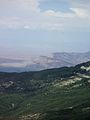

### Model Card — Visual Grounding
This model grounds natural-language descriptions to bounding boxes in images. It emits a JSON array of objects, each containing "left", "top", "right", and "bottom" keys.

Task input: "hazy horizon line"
[{"left": 0, "top": 50, "right": 90, "bottom": 60}]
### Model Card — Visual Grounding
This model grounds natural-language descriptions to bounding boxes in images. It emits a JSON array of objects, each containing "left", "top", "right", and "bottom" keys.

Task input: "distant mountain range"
[{"left": 0, "top": 51, "right": 90, "bottom": 72}]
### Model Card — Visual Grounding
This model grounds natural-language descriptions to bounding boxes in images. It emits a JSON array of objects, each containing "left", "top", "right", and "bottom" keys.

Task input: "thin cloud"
[{"left": 0, "top": 0, "right": 90, "bottom": 30}]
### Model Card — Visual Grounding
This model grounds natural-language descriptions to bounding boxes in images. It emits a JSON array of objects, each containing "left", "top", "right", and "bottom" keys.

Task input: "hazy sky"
[{"left": 0, "top": 0, "right": 90, "bottom": 58}]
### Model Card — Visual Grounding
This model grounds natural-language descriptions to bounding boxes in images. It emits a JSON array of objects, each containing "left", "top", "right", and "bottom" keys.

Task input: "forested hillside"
[{"left": 0, "top": 61, "right": 90, "bottom": 120}]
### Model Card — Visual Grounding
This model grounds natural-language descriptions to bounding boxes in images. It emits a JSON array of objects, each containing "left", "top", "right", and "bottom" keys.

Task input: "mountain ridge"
[{"left": 0, "top": 51, "right": 90, "bottom": 72}]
